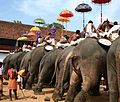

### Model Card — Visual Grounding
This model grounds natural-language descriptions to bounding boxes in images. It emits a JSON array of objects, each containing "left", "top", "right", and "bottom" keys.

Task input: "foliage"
[{"left": 48, "top": 22, "right": 65, "bottom": 30}]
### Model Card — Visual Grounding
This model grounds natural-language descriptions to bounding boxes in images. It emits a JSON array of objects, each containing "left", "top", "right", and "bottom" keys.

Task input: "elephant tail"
[
  {"left": 61, "top": 51, "right": 73, "bottom": 92},
  {"left": 115, "top": 45, "right": 120, "bottom": 96}
]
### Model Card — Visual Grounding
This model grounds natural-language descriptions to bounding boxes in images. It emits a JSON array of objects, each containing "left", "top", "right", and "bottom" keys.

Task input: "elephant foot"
[
  {"left": 74, "top": 90, "right": 88, "bottom": 102},
  {"left": 52, "top": 91, "right": 62, "bottom": 102},
  {"left": 33, "top": 87, "right": 44, "bottom": 95},
  {"left": 53, "top": 95, "right": 62, "bottom": 102},
  {"left": 65, "top": 85, "right": 77, "bottom": 102}
]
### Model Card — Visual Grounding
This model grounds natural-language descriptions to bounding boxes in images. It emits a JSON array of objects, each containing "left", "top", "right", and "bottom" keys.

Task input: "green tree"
[{"left": 48, "top": 22, "right": 65, "bottom": 30}]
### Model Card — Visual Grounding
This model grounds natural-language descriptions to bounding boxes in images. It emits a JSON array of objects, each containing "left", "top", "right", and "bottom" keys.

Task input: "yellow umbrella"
[
  {"left": 30, "top": 26, "right": 40, "bottom": 32},
  {"left": 17, "top": 36, "right": 28, "bottom": 41},
  {"left": 57, "top": 16, "right": 70, "bottom": 37}
]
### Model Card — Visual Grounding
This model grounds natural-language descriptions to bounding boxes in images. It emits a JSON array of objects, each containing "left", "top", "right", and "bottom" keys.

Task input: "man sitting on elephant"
[
  {"left": 56, "top": 34, "right": 70, "bottom": 48},
  {"left": 84, "top": 20, "right": 99, "bottom": 38}
]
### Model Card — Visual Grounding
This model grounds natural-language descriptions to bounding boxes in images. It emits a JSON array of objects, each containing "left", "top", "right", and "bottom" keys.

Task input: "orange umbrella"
[
  {"left": 57, "top": 16, "right": 70, "bottom": 36},
  {"left": 28, "top": 31, "right": 36, "bottom": 36},
  {"left": 57, "top": 16, "right": 70, "bottom": 22},
  {"left": 60, "top": 10, "right": 74, "bottom": 18}
]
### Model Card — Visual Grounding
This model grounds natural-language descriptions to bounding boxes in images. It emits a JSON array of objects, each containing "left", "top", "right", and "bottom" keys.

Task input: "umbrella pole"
[
  {"left": 66, "top": 22, "right": 67, "bottom": 34},
  {"left": 83, "top": 13, "right": 85, "bottom": 29},
  {"left": 101, "top": 4, "right": 103, "bottom": 23},
  {"left": 61, "top": 22, "right": 64, "bottom": 37}
]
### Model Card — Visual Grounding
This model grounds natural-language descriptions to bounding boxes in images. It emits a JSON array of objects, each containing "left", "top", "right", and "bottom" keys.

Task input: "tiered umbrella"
[
  {"left": 75, "top": 3, "right": 92, "bottom": 28},
  {"left": 57, "top": 16, "right": 70, "bottom": 36},
  {"left": 17, "top": 36, "right": 28, "bottom": 41},
  {"left": 59, "top": 10, "right": 73, "bottom": 34},
  {"left": 50, "top": 26, "right": 56, "bottom": 38},
  {"left": 34, "top": 18, "right": 45, "bottom": 26},
  {"left": 28, "top": 26, "right": 41, "bottom": 41},
  {"left": 92, "top": 0, "right": 111, "bottom": 23},
  {"left": 30, "top": 26, "right": 41, "bottom": 32}
]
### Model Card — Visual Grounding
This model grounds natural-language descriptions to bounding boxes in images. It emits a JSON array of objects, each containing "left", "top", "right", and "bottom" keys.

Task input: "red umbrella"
[
  {"left": 60, "top": 10, "right": 74, "bottom": 18},
  {"left": 92, "top": 0, "right": 111, "bottom": 23}
]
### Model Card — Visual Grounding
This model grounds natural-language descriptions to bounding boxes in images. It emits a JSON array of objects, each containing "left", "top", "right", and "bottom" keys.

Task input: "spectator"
[{"left": 8, "top": 64, "right": 18, "bottom": 101}]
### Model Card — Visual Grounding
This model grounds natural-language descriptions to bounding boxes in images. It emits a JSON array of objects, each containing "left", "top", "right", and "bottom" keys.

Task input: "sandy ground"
[{"left": 1, "top": 80, "right": 109, "bottom": 102}]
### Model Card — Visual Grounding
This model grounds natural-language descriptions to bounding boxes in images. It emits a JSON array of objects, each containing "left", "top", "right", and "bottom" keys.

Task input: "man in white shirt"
[{"left": 84, "top": 20, "right": 99, "bottom": 38}]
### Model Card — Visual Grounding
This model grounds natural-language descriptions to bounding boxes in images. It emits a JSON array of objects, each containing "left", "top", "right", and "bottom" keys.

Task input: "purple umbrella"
[
  {"left": 75, "top": 3, "right": 92, "bottom": 28},
  {"left": 50, "top": 26, "right": 56, "bottom": 38}
]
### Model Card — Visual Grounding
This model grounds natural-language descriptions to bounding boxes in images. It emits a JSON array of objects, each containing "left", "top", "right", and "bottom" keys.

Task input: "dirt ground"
[{"left": 1, "top": 80, "right": 109, "bottom": 102}]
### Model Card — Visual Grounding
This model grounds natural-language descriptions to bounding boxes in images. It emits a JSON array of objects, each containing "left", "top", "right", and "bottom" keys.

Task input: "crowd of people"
[{"left": 31, "top": 19, "right": 120, "bottom": 50}]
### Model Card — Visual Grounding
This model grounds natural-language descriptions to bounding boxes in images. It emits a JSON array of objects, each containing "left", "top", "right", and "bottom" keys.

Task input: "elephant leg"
[
  {"left": 65, "top": 70, "right": 81, "bottom": 102},
  {"left": 34, "top": 76, "right": 44, "bottom": 95},
  {"left": 108, "top": 68, "right": 118, "bottom": 102},
  {"left": 52, "top": 67, "right": 66, "bottom": 101},
  {"left": 22, "top": 72, "right": 30, "bottom": 89},
  {"left": 73, "top": 69, "right": 99, "bottom": 102},
  {"left": 89, "top": 77, "right": 100, "bottom": 96},
  {"left": 26, "top": 74, "right": 35, "bottom": 90}
]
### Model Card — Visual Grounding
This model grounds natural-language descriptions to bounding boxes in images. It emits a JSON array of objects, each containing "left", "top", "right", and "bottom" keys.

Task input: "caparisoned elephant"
[
  {"left": 52, "top": 46, "right": 75, "bottom": 101},
  {"left": 63, "top": 38, "right": 108, "bottom": 102},
  {"left": 2, "top": 51, "right": 27, "bottom": 79},
  {"left": 107, "top": 36, "right": 120, "bottom": 102},
  {"left": 34, "top": 48, "right": 62, "bottom": 94},
  {"left": 25, "top": 46, "right": 48, "bottom": 89}
]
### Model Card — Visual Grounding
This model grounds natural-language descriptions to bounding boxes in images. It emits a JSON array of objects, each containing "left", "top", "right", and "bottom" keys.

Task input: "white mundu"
[{"left": 0, "top": 68, "right": 2, "bottom": 75}]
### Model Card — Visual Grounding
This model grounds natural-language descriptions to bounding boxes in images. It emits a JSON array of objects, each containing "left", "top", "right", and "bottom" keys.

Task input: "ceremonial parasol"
[
  {"left": 30, "top": 26, "right": 40, "bottom": 32},
  {"left": 75, "top": 3, "right": 92, "bottom": 28},
  {"left": 34, "top": 18, "right": 45, "bottom": 26},
  {"left": 57, "top": 16, "right": 70, "bottom": 36},
  {"left": 92, "top": 0, "right": 111, "bottom": 23},
  {"left": 59, "top": 10, "right": 73, "bottom": 34},
  {"left": 60, "top": 10, "right": 74, "bottom": 18},
  {"left": 17, "top": 36, "right": 28, "bottom": 41},
  {"left": 50, "top": 26, "right": 56, "bottom": 38}
]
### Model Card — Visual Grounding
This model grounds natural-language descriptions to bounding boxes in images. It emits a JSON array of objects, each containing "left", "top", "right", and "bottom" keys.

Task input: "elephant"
[
  {"left": 33, "top": 48, "right": 62, "bottom": 94},
  {"left": 2, "top": 51, "right": 27, "bottom": 80},
  {"left": 2, "top": 54, "right": 12, "bottom": 80},
  {"left": 107, "top": 36, "right": 120, "bottom": 102},
  {"left": 25, "top": 46, "right": 48, "bottom": 89},
  {"left": 52, "top": 46, "right": 75, "bottom": 101},
  {"left": 61, "top": 38, "right": 109, "bottom": 102}
]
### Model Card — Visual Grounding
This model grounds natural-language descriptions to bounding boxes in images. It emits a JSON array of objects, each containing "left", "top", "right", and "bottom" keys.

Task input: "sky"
[{"left": 0, "top": 0, "right": 120, "bottom": 32}]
